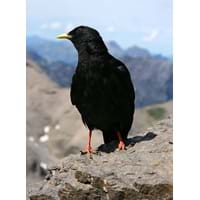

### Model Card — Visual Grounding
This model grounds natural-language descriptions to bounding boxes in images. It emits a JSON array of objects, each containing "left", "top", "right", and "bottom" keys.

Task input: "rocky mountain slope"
[
  {"left": 27, "top": 57, "right": 172, "bottom": 187},
  {"left": 122, "top": 56, "right": 172, "bottom": 107},
  {"left": 27, "top": 58, "right": 102, "bottom": 185},
  {"left": 27, "top": 57, "right": 172, "bottom": 157},
  {"left": 28, "top": 117, "right": 173, "bottom": 200}
]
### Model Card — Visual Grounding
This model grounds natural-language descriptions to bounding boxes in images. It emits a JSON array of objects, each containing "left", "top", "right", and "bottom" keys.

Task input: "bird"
[{"left": 57, "top": 26, "right": 135, "bottom": 154}]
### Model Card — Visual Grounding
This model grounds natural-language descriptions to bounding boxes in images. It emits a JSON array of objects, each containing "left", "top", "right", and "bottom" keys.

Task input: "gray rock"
[
  {"left": 28, "top": 117, "right": 173, "bottom": 200},
  {"left": 27, "top": 140, "right": 57, "bottom": 185}
]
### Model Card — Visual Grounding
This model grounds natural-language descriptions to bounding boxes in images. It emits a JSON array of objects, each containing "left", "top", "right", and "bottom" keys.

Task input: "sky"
[{"left": 27, "top": 0, "right": 172, "bottom": 56}]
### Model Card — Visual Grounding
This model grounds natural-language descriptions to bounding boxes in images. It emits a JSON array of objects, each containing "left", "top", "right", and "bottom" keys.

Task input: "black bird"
[{"left": 57, "top": 26, "right": 135, "bottom": 153}]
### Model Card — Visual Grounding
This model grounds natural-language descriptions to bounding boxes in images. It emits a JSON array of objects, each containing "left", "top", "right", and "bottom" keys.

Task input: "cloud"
[
  {"left": 40, "top": 22, "right": 62, "bottom": 30},
  {"left": 143, "top": 29, "right": 159, "bottom": 42},
  {"left": 50, "top": 22, "right": 62, "bottom": 29},
  {"left": 106, "top": 26, "right": 115, "bottom": 32}
]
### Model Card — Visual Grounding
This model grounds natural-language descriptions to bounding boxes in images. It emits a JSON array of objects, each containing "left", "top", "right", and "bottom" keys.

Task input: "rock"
[
  {"left": 27, "top": 140, "right": 57, "bottom": 185},
  {"left": 28, "top": 117, "right": 172, "bottom": 200}
]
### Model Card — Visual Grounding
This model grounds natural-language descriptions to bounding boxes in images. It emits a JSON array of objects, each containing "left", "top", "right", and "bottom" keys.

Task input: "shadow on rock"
[{"left": 97, "top": 132, "right": 157, "bottom": 153}]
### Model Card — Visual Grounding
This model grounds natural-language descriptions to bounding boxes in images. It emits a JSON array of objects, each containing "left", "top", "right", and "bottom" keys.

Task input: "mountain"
[
  {"left": 27, "top": 49, "right": 75, "bottom": 87},
  {"left": 27, "top": 56, "right": 172, "bottom": 157},
  {"left": 26, "top": 57, "right": 103, "bottom": 155},
  {"left": 27, "top": 36, "right": 78, "bottom": 66},
  {"left": 27, "top": 57, "right": 172, "bottom": 184},
  {"left": 27, "top": 36, "right": 170, "bottom": 64},
  {"left": 106, "top": 40, "right": 125, "bottom": 59},
  {"left": 27, "top": 57, "right": 63, "bottom": 140},
  {"left": 26, "top": 56, "right": 172, "bottom": 147},
  {"left": 125, "top": 45, "right": 151, "bottom": 58},
  {"left": 27, "top": 36, "right": 126, "bottom": 63},
  {"left": 26, "top": 36, "right": 173, "bottom": 108},
  {"left": 121, "top": 56, "right": 173, "bottom": 107}
]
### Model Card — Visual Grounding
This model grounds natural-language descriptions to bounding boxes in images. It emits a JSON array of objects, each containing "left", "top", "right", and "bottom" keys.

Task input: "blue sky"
[{"left": 27, "top": 0, "right": 172, "bottom": 56}]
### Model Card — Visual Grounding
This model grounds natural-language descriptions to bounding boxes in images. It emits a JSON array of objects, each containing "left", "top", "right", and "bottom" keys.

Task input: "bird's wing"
[
  {"left": 70, "top": 60, "right": 135, "bottom": 112},
  {"left": 110, "top": 63, "right": 135, "bottom": 106},
  {"left": 101, "top": 63, "right": 135, "bottom": 141},
  {"left": 70, "top": 72, "right": 80, "bottom": 105}
]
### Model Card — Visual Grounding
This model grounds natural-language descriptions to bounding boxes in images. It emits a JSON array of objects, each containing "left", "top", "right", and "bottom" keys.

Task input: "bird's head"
[{"left": 56, "top": 26, "right": 107, "bottom": 54}]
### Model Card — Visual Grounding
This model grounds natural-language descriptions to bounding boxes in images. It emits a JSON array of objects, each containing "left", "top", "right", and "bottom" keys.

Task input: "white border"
[
  {"left": 174, "top": 0, "right": 200, "bottom": 199},
  {"left": 0, "top": 0, "right": 26, "bottom": 199},
  {"left": 1, "top": 0, "right": 200, "bottom": 199}
]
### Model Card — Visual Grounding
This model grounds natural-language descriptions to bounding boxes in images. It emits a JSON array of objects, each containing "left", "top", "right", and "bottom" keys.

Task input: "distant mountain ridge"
[
  {"left": 27, "top": 36, "right": 78, "bottom": 65},
  {"left": 27, "top": 36, "right": 170, "bottom": 64},
  {"left": 27, "top": 49, "right": 75, "bottom": 87},
  {"left": 26, "top": 36, "right": 173, "bottom": 108}
]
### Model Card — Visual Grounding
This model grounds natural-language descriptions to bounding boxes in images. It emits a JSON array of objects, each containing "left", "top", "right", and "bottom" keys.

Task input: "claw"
[
  {"left": 118, "top": 141, "right": 125, "bottom": 150},
  {"left": 85, "top": 144, "right": 97, "bottom": 154},
  {"left": 80, "top": 146, "right": 97, "bottom": 155},
  {"left": 117, "top": 131, "right": 126, "bottom": 151},
  {"left": 80, "top": 130, "right": 98, "bottom": 155}
]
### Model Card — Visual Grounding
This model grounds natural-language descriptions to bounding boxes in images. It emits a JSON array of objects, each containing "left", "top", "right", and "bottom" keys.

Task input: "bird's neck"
[
  {"left": 76, "top": 40, "right": 108, "bottom": 57},
  {"left": 77, "top": 47, "right": 91, "bottom": 65}
]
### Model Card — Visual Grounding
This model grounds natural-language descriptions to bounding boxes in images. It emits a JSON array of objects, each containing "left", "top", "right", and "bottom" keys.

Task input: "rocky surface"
[
  {"left": 27, "top": 140, "right": 57, "bottom": 185},
  {"left": 28, "top": 117, "right": 173, "bottom": 200}
]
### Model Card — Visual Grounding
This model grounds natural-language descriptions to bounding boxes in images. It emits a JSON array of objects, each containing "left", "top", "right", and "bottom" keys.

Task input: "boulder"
[{"left": 28, "top": 117, "right": 173, "bottom": 200}]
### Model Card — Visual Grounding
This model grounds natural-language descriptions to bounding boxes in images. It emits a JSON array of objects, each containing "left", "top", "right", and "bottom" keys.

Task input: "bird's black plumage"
[{"left": 61, "top": 26, "right": 135, "bottom": 144}]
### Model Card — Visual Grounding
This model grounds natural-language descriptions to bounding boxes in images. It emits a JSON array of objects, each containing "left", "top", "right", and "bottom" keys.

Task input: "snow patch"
[{"left": 39, "top": 135, "right": 49, "bottom": 143}]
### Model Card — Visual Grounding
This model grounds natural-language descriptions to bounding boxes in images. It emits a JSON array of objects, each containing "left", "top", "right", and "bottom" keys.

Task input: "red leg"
[
  {"left": 117, "top": 132, "right": 125, "bottom": 150},
  {"left": 80, "top": 130, "right": 97, "bottom": 155},
  {"left": 85, "top": 130, "right": 92, "bottom": 153}
]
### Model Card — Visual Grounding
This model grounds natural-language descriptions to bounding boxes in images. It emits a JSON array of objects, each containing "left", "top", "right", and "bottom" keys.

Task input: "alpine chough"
[{"left": 57, "top": 26, "right": 135, "bottom": 153}]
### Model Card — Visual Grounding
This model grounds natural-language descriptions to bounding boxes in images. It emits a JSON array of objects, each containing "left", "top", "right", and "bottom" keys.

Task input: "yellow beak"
[{"left": 56, "top": 33, "right": 72, "bottom": 39}]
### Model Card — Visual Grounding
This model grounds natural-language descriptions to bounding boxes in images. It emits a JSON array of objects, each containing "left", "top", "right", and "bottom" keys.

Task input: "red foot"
[
  {"left": 117, "top": 131, "right": 126, "bottom": 150},
  {"left": 80, "top": 130, "right": 96, "bottom": 155},
  {"left": 118, "top": 141, "right": 125, "bottom": 150},
  {"left": 85, "top": 144, "right": 94, "bottom": 153},
  {"left": 80, "top": 144, "right": 96, "bottom": 155}
]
